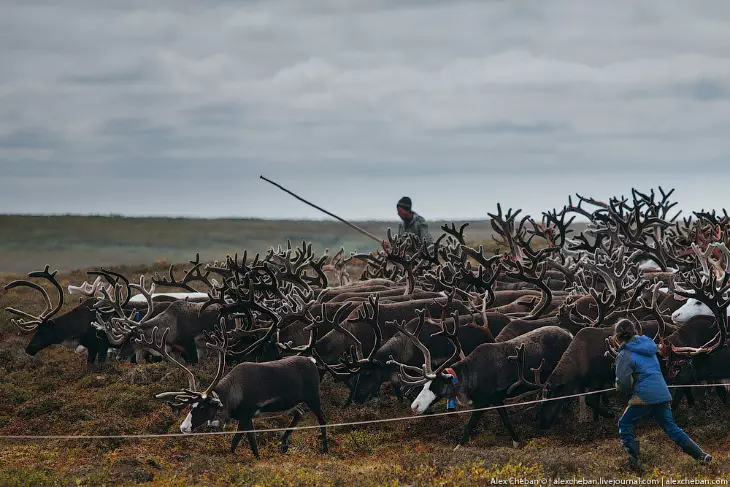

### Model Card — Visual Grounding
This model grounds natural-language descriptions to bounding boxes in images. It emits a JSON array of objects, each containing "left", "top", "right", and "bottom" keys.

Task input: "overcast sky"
[{"left": 1, "top": 1, "right": 729, "bottom": 221}]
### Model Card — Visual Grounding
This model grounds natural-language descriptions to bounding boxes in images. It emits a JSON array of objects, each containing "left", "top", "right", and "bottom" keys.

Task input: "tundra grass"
[{"left": 0, "top": 215, "right": 508, "bottom": 273}]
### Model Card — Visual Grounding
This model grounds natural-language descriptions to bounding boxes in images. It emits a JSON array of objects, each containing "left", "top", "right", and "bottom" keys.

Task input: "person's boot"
[
  {"left": 681, "top": 438, "right": 712, "bottom": 463},
  {"left": 622, "top": 440, "right": 642, "bottom": 472}
]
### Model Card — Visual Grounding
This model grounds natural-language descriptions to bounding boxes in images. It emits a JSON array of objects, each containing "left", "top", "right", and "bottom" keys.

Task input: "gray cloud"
[{"left": 1, "top": 0, "right": 730, "bottom": 221}]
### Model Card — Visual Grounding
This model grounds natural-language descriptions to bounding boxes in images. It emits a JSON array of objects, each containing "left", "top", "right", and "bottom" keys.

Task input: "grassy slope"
[{"left": 0, "top": 217, "right": 728, "bottom": 486}]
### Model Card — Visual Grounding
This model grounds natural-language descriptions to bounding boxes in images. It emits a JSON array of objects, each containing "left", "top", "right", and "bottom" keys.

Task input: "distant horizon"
[{"left": 0, "top": 211, "right": 492, "bottom": 222}]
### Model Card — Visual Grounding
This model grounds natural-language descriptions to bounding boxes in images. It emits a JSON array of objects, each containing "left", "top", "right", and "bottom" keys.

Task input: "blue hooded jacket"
[{"left": 615, "top": 335, "right": 672, "bottom": 405}]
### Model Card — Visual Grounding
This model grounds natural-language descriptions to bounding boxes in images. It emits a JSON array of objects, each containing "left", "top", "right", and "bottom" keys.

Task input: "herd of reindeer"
[{"left": 5, "top": 187, "right": 730, "bottom": 459}]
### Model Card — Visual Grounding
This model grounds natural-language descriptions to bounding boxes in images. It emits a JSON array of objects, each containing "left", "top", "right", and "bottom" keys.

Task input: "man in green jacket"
[{"left": 383, "top": 196, "right": 433, "bottom": 249}]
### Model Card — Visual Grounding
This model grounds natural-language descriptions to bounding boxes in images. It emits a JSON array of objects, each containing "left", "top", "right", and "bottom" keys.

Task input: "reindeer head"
[
  {"left": 386, "top": 309, "right": 464, "bottom": 414},
  {"left": 4, "top": 265, "right": 66, "bottom": 355},
  {"left": 151, "top": 320, "right": 230, "bottom": 433}
]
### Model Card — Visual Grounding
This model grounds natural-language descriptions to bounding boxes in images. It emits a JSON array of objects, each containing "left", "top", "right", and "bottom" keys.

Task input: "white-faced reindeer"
[
  {"left": 389, "top": 323, "right": 573, "bottom": 449},
  {"left": 147, "top": 319, "right": 328, "bottom": 458}
]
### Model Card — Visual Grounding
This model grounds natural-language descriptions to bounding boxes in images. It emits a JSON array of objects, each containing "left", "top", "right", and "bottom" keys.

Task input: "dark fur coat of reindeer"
[{"left": 150, "top": 318, "right": 328, "bottom": 458}]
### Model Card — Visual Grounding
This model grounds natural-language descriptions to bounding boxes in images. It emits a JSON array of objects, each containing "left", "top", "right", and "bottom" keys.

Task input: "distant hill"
[{"left": 0, "top": 215, "right": 505, "bottom": 273}]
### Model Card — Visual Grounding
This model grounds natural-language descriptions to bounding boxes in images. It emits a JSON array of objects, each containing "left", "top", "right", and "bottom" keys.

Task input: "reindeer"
[
  {"left": 389, "top": 323, "right": 573, "bottom": 448},
  {"left": 313, "top": 295, "right": 474, "bottom": 368},
  {"left": 3, "top": 266, "right": 119, "bottom": 366},
  {"left": 149, "top": 320, "right": 328, "bottom": 458},
  {"left": 93, "top": 274, "right": 233, "bottom": 364},
  {"left": 320, "top": 308, "right": 494, "bottom": 406}
]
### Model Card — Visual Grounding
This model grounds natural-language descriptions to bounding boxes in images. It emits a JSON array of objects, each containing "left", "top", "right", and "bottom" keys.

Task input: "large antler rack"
[
  {"left": 441, "top": 222, "right": 469, "bottom": 246},
  {"left": 4, "top": 265, "right": 65, "bottom": 333},
  {"left": 569, "top": 246, "right": 643, "bottom": 326},
  {"left": 419, "top": 233, "right": 448, "bottom": 268},
  {"left": 668, "top": 242, "right": 730, "bottom": 355},
  {"left": 382, "top": 229, "right": 423, "bottom": 295},
  {"left": 154, "top": 318, "right": 229, "bottom": 408},
  {"left": 152, "top": 253, "right": 213, "bottom": 292},
  {"left": 544, "top": 253, "right": 584, "bottom": 287},
  {"left": 220, "top": 273, "right": 281, "bottom": 326},
  {"left": 223, "top": 288, "right": 282, "bottom": 360},
  {"left": 539, "top": 207, "right": 576, "bottom": 249},
  {"left": 498, "top": 215, "right": 563, "bottom": 320},
  {"left": 385, "top": 308, "right": 463, "bottom": 387},
  {"left": 86, "top": 268, "right": 133, "bottom": 311},
  {"left": 504, "top": 343, "right": 545, "bottom": 404},
  {"left": 301, "top": 253, "right": 329, "bottom": 289},
  {"left": 488, "top": 204, "right": 523, "bottom": 258},
  {"left": 134, "top": 326, "right": 198, "bottom": 392},
  {"left": 323, "top": 247, "right": 352, "bottom": 286},
  {"left": 326, "top": 294, "right": 383, "bottom": 373},
  {"left": 567, "top": 188, "right": 683, "bottom": 272},
  {"left": 68, "top": 276, "right": 110, "bottom": 298},
  {"left": 92, "top": 275, "right": 156, "bottom": 346},
  {"left": 308, "top": 301, "right": 366, "bottom": 379},
  {"left": 600, "top": 280, "right": 668, "bottom": 358},
  {"left": 153, "top": 253, "right": 214, "bottom": 292},
  {"left": 501, "top": 253, "right": 553, "bottom": 320},
  {"left": 263, "top": 240, "right": 314, "bottom": 294}
]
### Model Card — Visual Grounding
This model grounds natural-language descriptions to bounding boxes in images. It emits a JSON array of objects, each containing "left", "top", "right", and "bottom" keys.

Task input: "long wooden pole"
[{"left": 259, "top": 175, "right": 383, "bottom": 244}]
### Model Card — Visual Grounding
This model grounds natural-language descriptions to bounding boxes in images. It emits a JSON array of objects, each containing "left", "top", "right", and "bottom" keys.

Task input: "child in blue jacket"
[{"left": 614, "top": 319, "right": 711, "bottom": 471}]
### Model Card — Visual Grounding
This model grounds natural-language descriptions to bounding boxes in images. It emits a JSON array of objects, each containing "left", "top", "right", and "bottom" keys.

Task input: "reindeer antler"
[{"left": 4, "top": 265, "right": 65, "bottom": 333}]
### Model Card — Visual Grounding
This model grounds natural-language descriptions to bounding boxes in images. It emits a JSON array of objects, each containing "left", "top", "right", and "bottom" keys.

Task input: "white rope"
[{"left": 1, "top": 382, "right": 727, "bottom": 440}]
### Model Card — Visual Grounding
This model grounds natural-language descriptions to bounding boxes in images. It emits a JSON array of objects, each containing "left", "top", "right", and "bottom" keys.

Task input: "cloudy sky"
[{"left": 1, "top": 1, "right": 729, "bottom": 221}]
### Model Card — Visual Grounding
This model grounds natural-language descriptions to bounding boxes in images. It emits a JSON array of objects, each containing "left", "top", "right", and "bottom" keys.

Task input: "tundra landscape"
[
  {"left": 3, "top": 0, "right": 730, "bottom": 485},
  {"left": 1, "top": 191, "right": 730, "bottom": 486}
]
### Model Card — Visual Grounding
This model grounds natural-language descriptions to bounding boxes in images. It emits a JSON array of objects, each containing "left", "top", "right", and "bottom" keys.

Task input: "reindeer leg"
[
  {"left": 497, "top": 407, "right": 521, "bottom": 448},
  {"left": 586, "top": 392, "right": 613, "bottom": 420},
  {"left": 457, "top": 410, "right": 486, "bottom": 447},
  {"left": 231, "top": 417, "right": 248, "bottom": 455},
  {"left": 245, "top": 418, "right": 259, "bottom": 459},
  {"left": 85, "top": 346, "right": 97, "bottom": 368},
  {"left": 231, "top": 417, "right": 258, "bottom": 458},
  {"left": 310, "top": 404, "right": 329, "bottom": 453},
  {"left": 97, "top": 345, "right": 108, "bottom": 363},
  {"left": 715, "top": 385, "right": 728, "bottom": 406},
  {"left": 671, "top": 388, "right": 685, "bottom": 411},
  {"left": 280, "top": 409, "right": 303, "bottom": 453},
  {"left": 578, "top": 396, "right": 587, "bottom": 423},
  {"left": 601, "top": 393, "right": 610, "bottom": 408}
]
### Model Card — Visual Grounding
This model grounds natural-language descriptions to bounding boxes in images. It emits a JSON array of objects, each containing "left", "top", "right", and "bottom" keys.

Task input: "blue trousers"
[{"left": 618, "top": 402, "right": 689, "bottom": 447}]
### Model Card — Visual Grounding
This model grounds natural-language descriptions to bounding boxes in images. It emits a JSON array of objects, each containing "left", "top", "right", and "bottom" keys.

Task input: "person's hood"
[{"left": 622, "top": 335, "right": 658, "bottom": 357}]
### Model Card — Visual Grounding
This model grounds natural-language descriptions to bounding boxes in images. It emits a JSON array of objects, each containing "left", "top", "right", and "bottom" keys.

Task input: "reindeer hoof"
[
  {"left": 512, "top": 441, "right": 520, "bottom": 448},
  {"left": 453, "top": 444, "right": 461, "bottom": 451}
]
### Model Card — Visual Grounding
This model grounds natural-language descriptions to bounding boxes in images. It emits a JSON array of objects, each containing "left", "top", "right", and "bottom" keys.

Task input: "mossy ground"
[{"left": 1, "top": 264, "right": 729, "bottom": 486}]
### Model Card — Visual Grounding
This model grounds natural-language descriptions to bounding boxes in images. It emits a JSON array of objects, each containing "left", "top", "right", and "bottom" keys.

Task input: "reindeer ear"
[{"left": 673, "top": 294, "right": 687, "bottom": 301}]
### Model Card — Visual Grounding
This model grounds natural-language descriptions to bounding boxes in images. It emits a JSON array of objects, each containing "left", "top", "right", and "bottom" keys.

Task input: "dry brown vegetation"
[{"left": 0, "top": 217, "right": 728, "bottom": 486}]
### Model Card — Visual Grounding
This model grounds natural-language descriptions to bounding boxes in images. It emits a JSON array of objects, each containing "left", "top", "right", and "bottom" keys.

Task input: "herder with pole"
[{"left": 259, "top": 176, "right": 432, "bottom": 251}]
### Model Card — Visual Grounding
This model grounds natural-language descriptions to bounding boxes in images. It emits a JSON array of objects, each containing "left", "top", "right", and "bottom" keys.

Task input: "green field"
[{"left": 0, "top": 215, "right": 499, "bottom": 274}]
